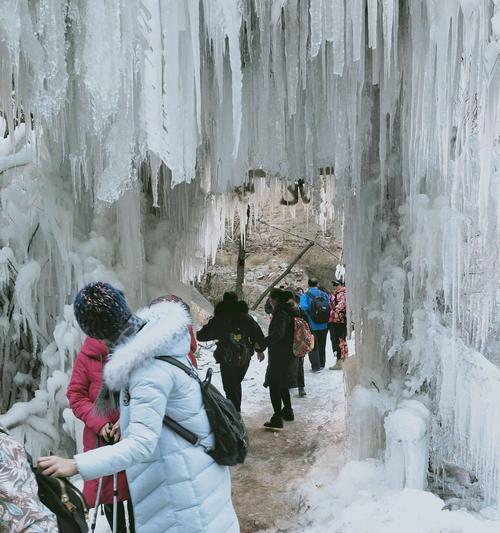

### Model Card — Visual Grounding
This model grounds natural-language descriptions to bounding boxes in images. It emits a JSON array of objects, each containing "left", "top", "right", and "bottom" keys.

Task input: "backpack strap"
[
  {"left": 154, "top": 356, "right": 210, "bottom": 451},
  {"left": 156, "top": 355, "right": 214, "bottom": 385},
  {"left": 163, "top": 416, "right": 201, "bottom": 446},
  {"left": 156, "top": 355, "right": 201, "bottom": 381},
  {"left": 306, "top": 290, "right": 325, "bottom": 303}
]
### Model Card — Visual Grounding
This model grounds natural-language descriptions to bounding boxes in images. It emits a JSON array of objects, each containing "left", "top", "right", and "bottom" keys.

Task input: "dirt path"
[{"left": 230, "top": 370, "right": 345, "bottom": 533}]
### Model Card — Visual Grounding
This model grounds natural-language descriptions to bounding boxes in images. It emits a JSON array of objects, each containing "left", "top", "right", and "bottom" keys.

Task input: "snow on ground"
[{"left": 292, "top": 457, "right": 500, "bottom": 533}]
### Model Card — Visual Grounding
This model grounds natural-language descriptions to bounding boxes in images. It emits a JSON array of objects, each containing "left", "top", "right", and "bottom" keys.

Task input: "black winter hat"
[{"left": 74, "top": 282, "right": 131, "bottom": 340}]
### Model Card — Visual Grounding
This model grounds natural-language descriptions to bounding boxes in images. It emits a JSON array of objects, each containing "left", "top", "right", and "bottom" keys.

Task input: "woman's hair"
[
  {"left": 270, "top": 288, "right": 294, "bottom": 304},
  {"left": 222, "top": 291, "right": 238, "bottom": 303},
  {"left": 149, "top": 294, "right": 191, "bottom": 314},
  {"left": 285, "top": 287, "right": 300, "bottom": 304}
]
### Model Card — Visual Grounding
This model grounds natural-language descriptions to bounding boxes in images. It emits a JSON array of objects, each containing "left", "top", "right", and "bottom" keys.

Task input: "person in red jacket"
[{"left": 66, "top": 337, "right": 134, "bottom": 532}]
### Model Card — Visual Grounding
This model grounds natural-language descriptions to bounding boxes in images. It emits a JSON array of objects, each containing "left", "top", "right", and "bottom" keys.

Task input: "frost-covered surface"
[
  {"left": 0, "top": 0, "right": 500, "bottom": 513},
  {"left": 293, "top": 458, "right": 500, "bottom": 533},
  {"left": 339, "top": 1, "right": 500, "bottom": 509}
]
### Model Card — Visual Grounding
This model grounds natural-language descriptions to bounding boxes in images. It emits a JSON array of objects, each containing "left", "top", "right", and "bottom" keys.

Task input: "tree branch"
[
  {"left": 251, "top": 241, "right": 315, "bottom": 310},
  {"left": 256, "top": 218, "right": 341, "bottom": 261}
]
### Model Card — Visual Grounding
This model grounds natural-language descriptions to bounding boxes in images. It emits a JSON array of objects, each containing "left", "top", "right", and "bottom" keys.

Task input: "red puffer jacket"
[{"left": 66, "top": 338, "right": 130, "bottom": 507}]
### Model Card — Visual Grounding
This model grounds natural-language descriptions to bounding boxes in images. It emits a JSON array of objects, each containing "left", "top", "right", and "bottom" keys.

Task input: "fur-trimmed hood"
[{"left": 103, "top": 300, "right": 191, "bottom": 391}]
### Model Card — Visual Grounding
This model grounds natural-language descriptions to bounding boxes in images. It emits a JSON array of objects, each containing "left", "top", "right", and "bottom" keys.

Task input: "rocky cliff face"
[{"left": 197, "top": 196, "right": 342, "bottom": 308}]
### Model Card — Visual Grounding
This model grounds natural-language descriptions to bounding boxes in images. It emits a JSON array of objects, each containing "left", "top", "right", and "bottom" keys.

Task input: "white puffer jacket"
[{"left": 74, "top": 301, "right": 239, "bottom": 533}]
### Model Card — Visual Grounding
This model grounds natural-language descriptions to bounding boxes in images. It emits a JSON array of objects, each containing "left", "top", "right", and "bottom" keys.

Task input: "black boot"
[
  {"left": 281, "top": 408, "right": 295, "bottom": 421},
  {"left": 264, "top": 414, "right": 284, "bottom": 429}
]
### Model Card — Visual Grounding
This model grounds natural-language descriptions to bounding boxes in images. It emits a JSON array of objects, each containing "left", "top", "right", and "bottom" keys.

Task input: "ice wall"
[
  {"left": 0, "top": 0, "right": 499, "bottom": 507},
  {"left": 339, "top": 0, "right": 500, "bottom": 507}
]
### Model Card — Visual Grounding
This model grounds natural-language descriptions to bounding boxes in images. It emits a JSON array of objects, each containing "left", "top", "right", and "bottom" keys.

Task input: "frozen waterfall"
[{"left": 0, "top": 0, "right": 499, "bottom": 509}]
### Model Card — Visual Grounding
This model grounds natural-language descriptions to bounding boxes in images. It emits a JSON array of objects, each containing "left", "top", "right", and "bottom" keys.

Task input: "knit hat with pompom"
[{"left": 74, "top": 282, "right": 131, "bottom": 341}]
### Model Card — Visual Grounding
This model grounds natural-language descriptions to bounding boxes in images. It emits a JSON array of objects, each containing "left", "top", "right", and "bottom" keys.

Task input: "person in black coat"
[
  {"left": 197, "top": 291, "right": 265, "bottom": 412},
  {"left": 259, "top": 289, "right": 300, "bottom": 429}
]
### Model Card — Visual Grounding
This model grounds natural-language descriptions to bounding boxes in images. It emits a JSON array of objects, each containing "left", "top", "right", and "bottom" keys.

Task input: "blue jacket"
[
  {"left": 75, "top": 301, "right": 239, "bottom": 533},
  {"left": 299, "top": 288, "right": 330, "bottom": 331}
]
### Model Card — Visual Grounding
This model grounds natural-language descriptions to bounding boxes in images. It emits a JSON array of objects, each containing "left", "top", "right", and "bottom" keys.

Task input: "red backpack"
[{"left": 292, "top": 317, "right": 315, "bottom": 358}]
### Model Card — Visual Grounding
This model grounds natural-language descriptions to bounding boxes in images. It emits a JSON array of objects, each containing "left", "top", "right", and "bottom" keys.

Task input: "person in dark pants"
[
  {"left": 299, "top": 279, "right": 330, "bottom": 370},
  {"left": 297, "top": 357, "right": 306, "bottom": 396},
  {"left": 259, "top": 289, "right": 300, "bottom": 429},
  {"left": 328, "top": 281, "right": 347, "bottom": 370},
  {"left": 329, "top": 322, "right": 347, "bottom": 357},
  {"left": 313, "top": 329, "right": 328, "bottom": 368},
  {"left": 218, "top": 364, "right": 253, "bottom": 412},
  {"left": 197, "top": 291, "right": 265, "bottom": 412}
]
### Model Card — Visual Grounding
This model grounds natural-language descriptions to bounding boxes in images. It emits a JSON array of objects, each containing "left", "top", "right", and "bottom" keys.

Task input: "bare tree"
[{"left": 235, "top": 205, "right": 251, "bottom": 300}]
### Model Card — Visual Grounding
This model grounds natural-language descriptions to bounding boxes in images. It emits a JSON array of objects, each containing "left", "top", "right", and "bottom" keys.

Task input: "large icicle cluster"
[
  {"left": 0, "top": 0, "right": 499, "bottom": 510},
  {"left": 339, "top": 0, "right": 500, "bottom": 507}
]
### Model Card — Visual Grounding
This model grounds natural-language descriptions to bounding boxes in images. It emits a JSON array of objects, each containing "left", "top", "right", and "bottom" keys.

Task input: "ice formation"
[
  {"left": 0, "top": 0, "right": 499, "bottom": 511},
  {"left": 384, "top": 400, "right": 430, "bottom": 491}
]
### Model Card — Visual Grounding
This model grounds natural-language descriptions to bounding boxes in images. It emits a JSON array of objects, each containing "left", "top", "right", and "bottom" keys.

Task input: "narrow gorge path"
[
  {"left": 228, "top": 355, "right": 346, "bottom": 533},
  {"left": 93, "top": 344, "right": 345, "bottom": 533}
]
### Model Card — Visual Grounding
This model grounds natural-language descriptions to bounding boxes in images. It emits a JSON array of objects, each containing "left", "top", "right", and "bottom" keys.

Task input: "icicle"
[
  {"left": 310, "top": 0, "right": 323, "bottom": 58},
  {"left": 141, "top": 0, "right": 168, "bottom": 166},
  {"left": 385, "top": 400, "right": 430, "bottom": 490},
  {"left": 367, "top": 0, "right": 378, "bottom": 49},
  {"left": 350, "top": 0, "right": 363, "bottom": 62},
  {"left": 331, "top": 0, "right": 345, "bottom": 75},
  {"left": 12, "top": 261, "right": 40, "bottom": 352},
  {"left": 0, "top": 247, "right": 15, "bottom": 290},
  {"left": 382, "top": 0, "right": 394, "bottom": 79}
]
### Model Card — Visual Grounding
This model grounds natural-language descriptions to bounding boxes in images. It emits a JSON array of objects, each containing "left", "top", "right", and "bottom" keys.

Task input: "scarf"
[{"left": 93, "top": 314, "right": 147, "bottom": 417}]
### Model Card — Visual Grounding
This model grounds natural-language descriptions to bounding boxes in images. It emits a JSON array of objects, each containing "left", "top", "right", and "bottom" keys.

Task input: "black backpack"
[
  {"left": 221, "top": 327, "right": 253, "bottom": 367},
  {"left": 35, "top": 471, "right": 89, "bottom": 533},
  {"left": 307, "top": 291, "right": 331, "bottom": 324},
  {"left": 156, "top": 356, "right": 249, "bottom": 466}
]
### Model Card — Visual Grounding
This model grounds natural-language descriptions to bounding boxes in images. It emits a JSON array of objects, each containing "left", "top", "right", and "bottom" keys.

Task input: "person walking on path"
[
  {"left": 299, "top": 279, "right": 331, "bottom": 370},
  {"left": 259, "top": 289, "right": 300, "bottom": 430},
  {"left": 328, "top": 281, "right": 347, "bottom": 370},
  {"left": 39, "top": 281, "right": 239, "bottom": 533},
  {"left": 0, "top": 427, "right": 58, "bottom": 532},
  {"left": 66, "top": 336, "right": 134, "bottom": 532},
  {"left": 197, "top": 291, "right": 265, "bottom": 412}
]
